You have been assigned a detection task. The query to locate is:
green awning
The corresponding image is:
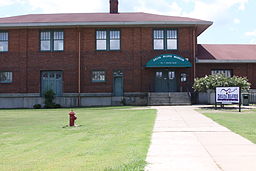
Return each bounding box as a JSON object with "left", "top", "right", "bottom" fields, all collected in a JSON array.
[{"left": 145, "top": 54, "right": 192, "bottom": 68}]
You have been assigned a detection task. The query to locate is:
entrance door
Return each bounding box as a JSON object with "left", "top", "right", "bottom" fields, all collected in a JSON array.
[
  {"left": 155, "top": 70, "right": 177, "bottom": 92},
  {"left": 113, "top": 76, "right": 123, "bottom": 96},
  {"left": 41, "top": 71, "right": 63, "bottom": 96}
]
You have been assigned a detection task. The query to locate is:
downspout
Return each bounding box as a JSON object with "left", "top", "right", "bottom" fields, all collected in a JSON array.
[
  {"left": 193, "top": 27, "right": 196, "bottom": 82},
  {"left": 26, "top": 28, "right": 29, "bottom": 93},
  {"left": 78, "top": 28, "right": 81, "bottom": 107}
]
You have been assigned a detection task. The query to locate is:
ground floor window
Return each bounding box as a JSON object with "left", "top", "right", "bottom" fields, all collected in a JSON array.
[
  {"left": 211, "top": 69, "right": 232, "bottom": 77},
  {"left": 92, "top": 71, "right": 105, "bottom": 82},
  {"left": 0, "top": 71, "right": 12, "bottom": 83},
  {"left": 180, "top": 73, "right": 187, "bottom": 82}
]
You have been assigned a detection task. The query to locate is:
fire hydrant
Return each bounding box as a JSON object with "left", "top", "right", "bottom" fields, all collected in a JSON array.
[{"left": 69, "top": 110, "right": 77, "bottom": 127}]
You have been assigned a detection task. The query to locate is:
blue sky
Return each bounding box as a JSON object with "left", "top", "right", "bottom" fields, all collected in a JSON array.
[{"left": 0, "top": 0, "right": 255, "bottom": 44}]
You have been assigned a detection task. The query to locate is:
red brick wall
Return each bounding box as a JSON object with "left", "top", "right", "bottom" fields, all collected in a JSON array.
[{"left": 0, "top": 26, "right": 195, "bottom": 93}]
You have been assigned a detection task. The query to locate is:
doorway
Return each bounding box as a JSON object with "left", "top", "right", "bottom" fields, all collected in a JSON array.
[
  {"left": 155, "top": 70, "right": 177, "bottom": 92},
  {"left": 41, "top": 71, "right": 63, "bottom": 96}
]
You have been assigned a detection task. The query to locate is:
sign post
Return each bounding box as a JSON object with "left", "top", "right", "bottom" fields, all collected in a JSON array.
[
  {"left": 215, "top": 87, "right": 241, "bottom": 112},
  {"left": 239, "top": 87, "right": 241, "bottom": 112}
]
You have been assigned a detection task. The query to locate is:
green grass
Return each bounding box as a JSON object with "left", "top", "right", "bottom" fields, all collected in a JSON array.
[
  {"left": 198, "top": 108, "right": 256, "bottom": 144},
  {"left": 0, "top": 107, "right": 156, "bottom": 171}
]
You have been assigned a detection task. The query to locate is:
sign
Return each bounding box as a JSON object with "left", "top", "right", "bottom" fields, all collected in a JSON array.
[
  {"left": 216, "top": 87, "right": 240, "bottom": 103},
  {"left": 145, "top": 54, "right": 192, "bottom": 68}
]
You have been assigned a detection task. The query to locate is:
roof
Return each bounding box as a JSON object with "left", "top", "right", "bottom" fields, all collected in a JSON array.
[
  {"left": 0, "top": 12, "right": 212, "bottom": 36},
  {"left": 197, "top": 44, "right": 256, "bottom": 63}
]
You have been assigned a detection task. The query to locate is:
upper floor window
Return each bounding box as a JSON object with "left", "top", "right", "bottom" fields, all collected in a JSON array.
[
  {"left": 92, "top": 70, "right": 106, "bottom": 82},
  {"left": 96, "top": 30, "right": 120, "bottom": 51},
  {"left": 40, "top": 30, "right": 64, "bottom": 52},
  {"left": 211, "top": 69, "right": 232, "bottom": 77},
  {"left": 153, "top": 29, "right": 177, "bottom": 50},
  {"left": 0, "top": 71, "right": 12, "bottom": 83},
  {"left": 0, "top": 32, "right": 8, "bottom": 52}
]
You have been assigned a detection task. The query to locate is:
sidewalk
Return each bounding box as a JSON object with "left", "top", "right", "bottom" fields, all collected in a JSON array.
[{"left": 145, "top": 106, "right": 256, "bottom": 171}]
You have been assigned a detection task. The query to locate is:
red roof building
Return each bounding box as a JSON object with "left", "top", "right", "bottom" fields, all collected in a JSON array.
[{"left": 0, "top": 0, "right": 255, "bottom": 108}]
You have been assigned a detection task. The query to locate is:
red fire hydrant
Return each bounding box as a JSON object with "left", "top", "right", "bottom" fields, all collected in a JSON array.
[{"left": 69, "top": 110, "right": 77, "bottom": 127}]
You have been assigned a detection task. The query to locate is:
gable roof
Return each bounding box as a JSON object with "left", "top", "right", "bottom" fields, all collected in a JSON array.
[
  {"left": 197, "top": 44, "right": 256, "bottom": 63},
  {"left": 0, "top": 12, "right": 212, "bottom": 36}
]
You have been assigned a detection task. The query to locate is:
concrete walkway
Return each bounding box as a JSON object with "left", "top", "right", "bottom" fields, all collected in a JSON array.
[{"left": 145, "top": 106, "right": 256, "bottom": 171}]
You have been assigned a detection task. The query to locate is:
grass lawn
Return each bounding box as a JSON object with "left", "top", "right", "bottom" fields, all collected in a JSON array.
[
  {"left": 0, "top": 107, "right": 156, "bottom": 171},
  {"left": 198, "top": 107, "right": 256, "bottom": 144}
]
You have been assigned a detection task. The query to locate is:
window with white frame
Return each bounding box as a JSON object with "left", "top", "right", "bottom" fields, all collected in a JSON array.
[
  {"left": 211, "top": 69, "right": 232, "bottom": 77},
  {"left": 0, "top": 71, "right": 12, "bottom": 83},
  {"left": 96, "top": 30, "right": 120, "bottom": 51},
  {"left": 92, "top": 71, "right": 106, "bottom": 82},
  {"left": 153, "top": 29, "right": 177, "bottom": 50},
  {"left": 0, "top": 32, "right": 8, "bottom": 52},
  {"left": 40, "top": 30, "right": 64, "bottom": 51}
]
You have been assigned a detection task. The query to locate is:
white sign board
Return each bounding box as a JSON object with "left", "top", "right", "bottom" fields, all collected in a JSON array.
[{"left": 216, "top": 87, "right": 240, "bottom": 104}]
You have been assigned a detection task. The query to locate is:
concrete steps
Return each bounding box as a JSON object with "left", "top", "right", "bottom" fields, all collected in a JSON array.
[{"left": 148, "top": 92, "right": 191, "bottom": 106}]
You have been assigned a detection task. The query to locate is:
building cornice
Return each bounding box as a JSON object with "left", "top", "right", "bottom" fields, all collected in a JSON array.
[{"left": 196, "top": 59, "right": 256, "bottom": 63}]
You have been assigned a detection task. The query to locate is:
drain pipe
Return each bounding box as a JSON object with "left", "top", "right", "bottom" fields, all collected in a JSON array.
[
  {"left": 193, "top": 27, "right": 196, "bottom": 81},
  {"left": 78, "top": 28, "right": 81, "bottom": 107}
]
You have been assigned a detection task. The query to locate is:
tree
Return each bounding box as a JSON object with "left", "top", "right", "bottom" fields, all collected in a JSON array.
[{"left": 193, "top": 74, "right": 251, "bottom": 92}]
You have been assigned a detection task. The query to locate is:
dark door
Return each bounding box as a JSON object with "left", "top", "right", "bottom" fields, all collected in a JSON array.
[
  {"left": 155, "top": 70, "right": 177, "bottom": 92},
  {"left": 113, "top": 76, "right": 123, "bottom": 96},
  {"left": 41, "top": 71, "right": 63, "bottom": 96}
]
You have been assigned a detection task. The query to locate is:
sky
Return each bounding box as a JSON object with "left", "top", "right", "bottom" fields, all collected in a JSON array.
[{"left": 0, "top": 0, "right": 255, "bottom": 44}]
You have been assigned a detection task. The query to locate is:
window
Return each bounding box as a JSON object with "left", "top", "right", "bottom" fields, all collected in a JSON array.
[
  {"left": 0, "top": 32, "right": 8, "bottom": 52},
  {"left": 96, "top": 30, "right": 120, "bottom": 51},
  {"left": 211, "top": 70, "right": 232, "bottom": 77},
  {"left": 40, "top": 30, "right": 64, "bottom": 51},
  {"left": 156, "top": 72, "right": 163, "bottom": 78},
  {"left": 0, "top": 71, "right": 12, "bottom": 83},
  {"left": 168, "top": 71, "right": 175, "bottom": 79},
  {"left": 92, "top": 71, "right": 106, "bottom": 82},
  {"left": 153, "top": 29, "right": 177, "bottom": 50},
  {"left": 181, "top": 73, "right": 187, "bottom": 82}
]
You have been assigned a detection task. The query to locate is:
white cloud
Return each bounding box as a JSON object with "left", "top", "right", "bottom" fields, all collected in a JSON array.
[
  {"left": 23, "top": 0, "right": 106, "bottom": 13},
  {"left": 133, "top": 0, "right": 182, "bottom": 16},
  {"left": 245, "top": 30, "right": 256, "bottom": 37},
  {"left": 233, "top": 18, "right": 240, "bottom": 24},
  {"left": 0, "top": 0, "right": 21, "bottom": 7},
  {"left": 182, "top": 0, "right": 248, "bottom": 21}
]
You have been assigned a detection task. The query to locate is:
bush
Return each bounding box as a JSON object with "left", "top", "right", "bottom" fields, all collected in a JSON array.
[
  {"left": 33, "top": 104, "right": 41, "bottom": 109},
  {"left": 44, "top": 90, "right": 56, "bottom": 108},
  {"left": 193, "top": 74, "right": 251, "bottom": 92},
  {"left": 54, "top": 104, "right": 61, "bottom": 108},
  {"left": 43, "top": 90, "right": 62, "bottom": 108}
]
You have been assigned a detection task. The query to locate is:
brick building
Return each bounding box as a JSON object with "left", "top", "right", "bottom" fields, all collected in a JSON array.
[{"left": 0, "top": 0, "right": 256, "bottom": 108}]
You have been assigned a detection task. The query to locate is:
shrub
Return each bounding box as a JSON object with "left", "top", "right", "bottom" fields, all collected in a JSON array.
[
  {"left": 54, "top": 104, "right": 61, "bottom": 108},
  {"left": 33, "top": 104, "right": 41, "bottom": 109},
  {"left": 193, "top": 74, "right": 251, "bottom": 92},
  {"left": 44, "top": 90, "right": 56, "bottom": 108}
]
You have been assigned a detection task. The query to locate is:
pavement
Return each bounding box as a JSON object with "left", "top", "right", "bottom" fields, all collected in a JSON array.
[{"left": 145, "top": 106, "right": 256, "bottom": 171}]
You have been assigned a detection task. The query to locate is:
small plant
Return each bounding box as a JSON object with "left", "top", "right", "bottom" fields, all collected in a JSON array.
[
  {"left": 33, "top": 104, "right": 41, "bottom": 109},
  {"left": 43, "top": 90, "right": 62, "bottom": 108},
  {"left": 121, "top": 98, "right": 126, "bottom": 105},
  {"left": 54, "top": 104, "right": 61, "bottom": 108},
  {"left": 44, "top": 90, "right": 56, "bottom": 108}
]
